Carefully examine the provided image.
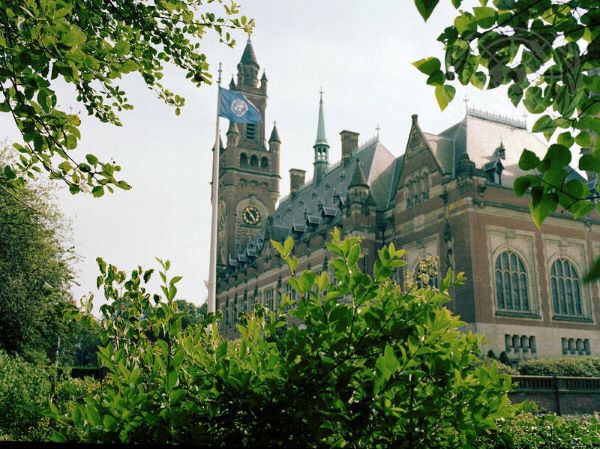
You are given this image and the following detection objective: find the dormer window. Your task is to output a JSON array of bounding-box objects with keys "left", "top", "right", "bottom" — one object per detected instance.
[{"left": 484, "top": 160, "right": 504, "bottom": 184}]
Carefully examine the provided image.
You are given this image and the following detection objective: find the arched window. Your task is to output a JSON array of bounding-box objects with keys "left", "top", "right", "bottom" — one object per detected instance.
[
  {"left": 415, "top": 257, "right": 439, "bottom": 289},
  {"left": 495, "top": 251, "right": 529, "bottom": 312},
  {"left": 550, "top": 258, "right": 583, "bottom": 317},
  {"left": 240, "top": 153, "right": 248, "bottom": 167},
  {"left": 250, "top": 155, "right": 258, "bottom": 167},
  {"left": 420, "top": 174, "right": 429, "bottom": 200},
  {"left": 260, "top": 157, "right": 269, "bottom": 169}
]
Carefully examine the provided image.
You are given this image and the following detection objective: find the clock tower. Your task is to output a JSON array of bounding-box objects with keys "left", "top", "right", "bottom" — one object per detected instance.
[{"left": 217, "top": 38, "right": 281, "bottom": 268}]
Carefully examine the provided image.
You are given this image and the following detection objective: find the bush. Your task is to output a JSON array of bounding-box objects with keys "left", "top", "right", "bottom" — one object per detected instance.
[
  {"left": 0, "top": 350, "right": 101, "bottom": 441},
  {"left": 476, "top": 412, "right": 600, "bottom": 448},
  {"left": 0, "top": 350, "right": 51, "bottom": 439},
  {"left": 518, "top": 357, "right": 600, "bottom": 377},
  {"left": 51, "top": 232, "right": 516, "bottom": 448}
]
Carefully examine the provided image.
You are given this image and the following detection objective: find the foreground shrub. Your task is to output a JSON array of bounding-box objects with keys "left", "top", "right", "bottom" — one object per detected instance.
[
  {"left": 0, "top": 350, "right": 52, "bottom": 439},
  {"left": 476, "top": 412, "right": 600, "bottom": 449},
  {"left": 518, "top": 357, "right": 600, "bottom": 377},
  {"left": 51, "top": 232, "right": 516, "bottom": 448}
]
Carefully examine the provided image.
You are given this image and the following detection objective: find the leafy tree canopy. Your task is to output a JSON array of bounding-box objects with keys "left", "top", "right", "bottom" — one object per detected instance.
[
  {"left": 0, "top": 0, "right": 253, "bottom": 196},
  {"left": 0, "top": 147, "right": 78, "bottom": 361},
  {"left": 412, "top": 0, "right": 599, "bottom": 275}
]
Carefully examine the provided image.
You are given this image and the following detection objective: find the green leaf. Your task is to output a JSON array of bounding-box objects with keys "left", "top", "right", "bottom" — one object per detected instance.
[
  {"left": 51, "top": 431, "right": 67, "bottom": 443},
  {"left": 513, "top": 175, "right": 535, "bottom": 196},
  {"left": 530, "top": 187, "right": 557, "bottom": 228},
  {"left": 584, "top": 255, "right": 600, "bottom": 282},
  {"left": 92, "top": 186, "right": 104, "bottom": 198},
  {"left": 471, "top": 71, "right": 486, "bottom": 89},
  {"left": 473, "top": 7, "right": 497, "bottom": 29},
  {"left": 576, "top": 131, "right": 592, "bottom": 148},
  {"left": 532, "top": 115, "right": 554, "bottom": 133},
  {"left": 518, "top": 149, "right": 541, "bottom": 170},
  {"left": 435, "top": 85, "right": 456, "bottom": 111},
  {"left": 414, "top": 0, "right": 440, "bottom": 20},
  {"left": 413, "top": 57, "right": 441, "bottom": 75},
  {"left": 86, "top": 154, "right": 99, "bottom": 165},
  {"left": 542, "top": 144, "right": 571, "bottom": 170},
  {"left": 580, "top": 154, "right": 600, "bottom": 173}
]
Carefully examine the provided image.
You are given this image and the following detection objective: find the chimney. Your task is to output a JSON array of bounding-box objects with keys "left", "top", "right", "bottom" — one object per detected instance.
[
  {"left": 340, "top": 130, "right": 359, "bottom": 163},
  {"left": 289, "top": 168, "right": 306, "bottom": 198}
]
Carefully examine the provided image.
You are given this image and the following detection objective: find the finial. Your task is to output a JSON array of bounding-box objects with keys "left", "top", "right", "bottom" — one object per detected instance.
[
  {"left": 217, "top": 62, "right": 222, "bottom": 85},
  {"left": 376, "top": 124, "right": 381, "bottom": 137},
  {"left": 273, "top": 120, "right": 277, "bottom": 126},
  {"left": 463, "top": 94, "right": 469, "bottom": 114},
  {"left": 319, "top": 86, "right": 324, "bottom": 103}
]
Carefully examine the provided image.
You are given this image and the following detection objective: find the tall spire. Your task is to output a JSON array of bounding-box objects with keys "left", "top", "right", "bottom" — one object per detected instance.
[
  {"left": 313, "top": 87, "right": 329, "bottom": 185},
  {"left": 240, "top": 36, "right": 259, "bottom": 67},
  {"left": 315, "top": 87, "right": 328, "bottom": 145}
]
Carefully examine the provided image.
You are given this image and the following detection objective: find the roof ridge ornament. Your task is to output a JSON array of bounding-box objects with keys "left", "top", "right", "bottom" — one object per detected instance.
[{"left": 466, "top": 104, "right": 527, "bottom": 129}]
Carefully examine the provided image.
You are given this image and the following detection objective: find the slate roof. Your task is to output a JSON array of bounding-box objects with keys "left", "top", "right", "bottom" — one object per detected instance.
[{"left": 438, "top": 113, "right": 549, "bottom": 187}]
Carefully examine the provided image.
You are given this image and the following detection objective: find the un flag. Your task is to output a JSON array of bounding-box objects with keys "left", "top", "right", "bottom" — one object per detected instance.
[{"left": 218, "top": 88, "right": 261, "bottom": 124}]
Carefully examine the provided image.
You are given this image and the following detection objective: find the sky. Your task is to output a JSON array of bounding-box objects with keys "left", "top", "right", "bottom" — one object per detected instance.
[{"left": 0, "top": 0, "right": 534, "bottom": 309}]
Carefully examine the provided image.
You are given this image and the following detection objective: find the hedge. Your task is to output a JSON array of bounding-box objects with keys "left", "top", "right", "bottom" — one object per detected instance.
[{"left": 518, "top": 357, "right": 600, "bottom": 377}]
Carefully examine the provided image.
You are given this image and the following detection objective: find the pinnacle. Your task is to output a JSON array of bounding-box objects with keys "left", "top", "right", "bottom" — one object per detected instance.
[
  {"left": 315, "top": 89, "right": 328, "bottom": 146},
  {"left": 349, "top": 160, "right": 368, "bottom": 188},
  {"left": 240, "top": 38, "right": 259, "bottom": 67},
  {"left": 269, "top": 122, "right": 281, "bottom": 143}
]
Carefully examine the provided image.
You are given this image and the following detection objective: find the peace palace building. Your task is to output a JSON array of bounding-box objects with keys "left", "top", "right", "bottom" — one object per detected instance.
[{"left": 215, "top": 40, "right": 600, "bottom": 361}]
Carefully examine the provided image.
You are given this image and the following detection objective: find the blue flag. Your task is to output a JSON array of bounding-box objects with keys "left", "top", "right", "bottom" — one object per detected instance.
[{"left": 218, "top": 87, "right": 261, "bottom": 124}]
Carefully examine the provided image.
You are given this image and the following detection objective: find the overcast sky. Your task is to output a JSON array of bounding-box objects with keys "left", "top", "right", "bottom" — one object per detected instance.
[{"left": 1, "top": 0, "right": 533, "bottom": 308}]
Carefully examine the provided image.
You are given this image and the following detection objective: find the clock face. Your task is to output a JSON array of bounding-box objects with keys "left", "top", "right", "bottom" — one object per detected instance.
[{"left": 242, "top": 206, "right": 262, "bottom": 225}]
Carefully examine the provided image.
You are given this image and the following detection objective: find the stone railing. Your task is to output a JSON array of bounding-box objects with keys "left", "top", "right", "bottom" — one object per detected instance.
[{"left": 510, "top": 375, "right": 600, "bottom": 415}]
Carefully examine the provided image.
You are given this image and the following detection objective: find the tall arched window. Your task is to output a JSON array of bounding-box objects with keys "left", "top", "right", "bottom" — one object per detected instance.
[
  {"left": 260, "top": 157, "right": 269, "bottom": 169},
  {"left": 550, "top": 258, "right": 583, "bottom": 317},
  {"left": 250, "top": 155, "right": 258, "bottom": 167},
  {"left": 495, "top": 251, "right": 529, "bottom": 312},
  {"left": 240, "top": 153, "right": 248, "bottom": 167},
  {"left": 415, "top": 257, "right": 439, "bottom": 289},
  {"left": 420, "top": 174, "right": 429, "bottom": 200}
]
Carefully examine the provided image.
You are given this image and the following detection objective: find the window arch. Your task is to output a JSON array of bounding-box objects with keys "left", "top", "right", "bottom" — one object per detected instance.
[
  {"left": 414, "top": 256, "right": 439, "bottom": 289},
  {"left": 260, "top": 157, "right": 269, "bottom": 169},
  {"left": 550, "top": 258, "right": 583, "bottom": 317},
  {"left": 250, "top": 155, "right": 258, "bottom": 167},
  {"left": 240, "top": 153, "right": 248, "bottom": 167},
  {"left": 495, "top": 251, "right": 529, "bottom": 312},
  {"left": 420, "top": 174, "right": 429, "bottom": 200}
]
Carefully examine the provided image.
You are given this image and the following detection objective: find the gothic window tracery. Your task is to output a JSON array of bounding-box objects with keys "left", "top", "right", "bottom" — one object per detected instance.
[
  {"left": 550, "top": 258, "right": 584, "bottom": 317},
  {"left": 495, "top": 251, "right": 530, "bottom": 312}
]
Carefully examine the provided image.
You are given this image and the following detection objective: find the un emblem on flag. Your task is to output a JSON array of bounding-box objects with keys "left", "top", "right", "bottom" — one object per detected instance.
[{"left": 231, "top": 99, "right": 249, "bottom": 117}]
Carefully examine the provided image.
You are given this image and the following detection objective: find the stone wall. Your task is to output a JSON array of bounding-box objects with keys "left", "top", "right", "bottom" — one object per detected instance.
[{"left": 509, "top": 375, "right": 600, "bottom": 415}]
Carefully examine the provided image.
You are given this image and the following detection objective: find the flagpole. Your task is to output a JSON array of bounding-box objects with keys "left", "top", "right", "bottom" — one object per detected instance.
[{"left": 207, "top": 62, "right": 222, "bottom": 314}]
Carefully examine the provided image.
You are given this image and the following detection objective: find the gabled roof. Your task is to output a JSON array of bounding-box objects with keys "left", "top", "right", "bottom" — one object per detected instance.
[{"left": 271, "top": 138, "right": 394, "bottom": 231}]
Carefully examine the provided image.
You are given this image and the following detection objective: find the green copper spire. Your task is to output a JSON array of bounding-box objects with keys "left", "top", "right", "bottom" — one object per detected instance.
[{"left": 315, "top": 87, "right": 328, "bottom": 146}]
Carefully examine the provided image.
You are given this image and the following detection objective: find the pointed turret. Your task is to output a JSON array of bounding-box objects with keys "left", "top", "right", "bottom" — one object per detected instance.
[
  {"left": 269, "top": 122, "right": 281, "bottom": 181},
  {"left": 227, "top": 121, "right": 240, "bottom": 147},
  {"left": 237, "top": 37, "right": 260, "bottom": 88},
  {"left": 269, "top": 122, "right": 281, "bottom": 144},
  {"left": 315, "top": 89, "right": 327, "bottom": 146},
  {"left": 240, "top": 37, "right": 259, "bottom": 67},
  {"left": 313, "top": 88, "right": 330, "bottom": 185},
  {"left": 260, "top": 70, "right": 268, "bottom": 92},
  {"left": 229, "top": 76, "right": 236, "bottom": 89},
  {"left": 349, "top": 161, "right": 368, "bottom": 188}
]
